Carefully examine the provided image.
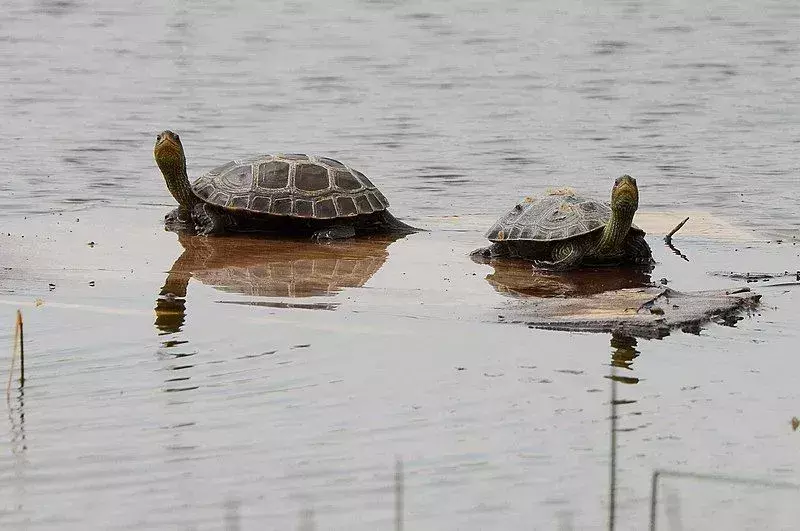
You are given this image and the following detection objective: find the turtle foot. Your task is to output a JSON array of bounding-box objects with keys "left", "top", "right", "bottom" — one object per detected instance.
[
  {"left": 312, "top": 225, "right": 356, "bottom": 240},
  {"left": 470, "top": 246, "right": 492, "bottom": 258},
  {"left": 192, "top": 204, "right": 226, "bottom": 236},
  {"left": 533, "top": 259, "right": 577, "bottom": 272},
  {"left": 470, "top": 242, "right": 510, "bottom": 260},
  {"left": 164, "top": 208, "right": 194, "bottom": 232}
]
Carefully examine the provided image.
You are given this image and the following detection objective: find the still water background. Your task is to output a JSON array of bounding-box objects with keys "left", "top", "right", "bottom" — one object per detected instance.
[
  {"left": 1, "top": 0, "right": 800, "bottom": 529},
  {"left": 2, "top": 0, "right": 800, "bottom": 231}
]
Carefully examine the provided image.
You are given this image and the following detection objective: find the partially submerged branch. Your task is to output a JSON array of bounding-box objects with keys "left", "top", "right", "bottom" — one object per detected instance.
[
  {"left": 664, "top": 216, "right": 690, "bottom": 244},
  {"left": 6, "top": 310, "right": 24, "bottom": 400}
]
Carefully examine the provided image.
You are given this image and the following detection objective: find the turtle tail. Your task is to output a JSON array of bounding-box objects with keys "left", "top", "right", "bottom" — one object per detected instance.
[{"left": 379, "top": 211, "right": 421, "bottom": 233}]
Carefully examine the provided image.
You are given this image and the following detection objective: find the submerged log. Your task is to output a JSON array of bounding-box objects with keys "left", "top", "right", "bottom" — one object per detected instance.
[{"left": 501, "top": 287, "right": 761, "bottom": 339}]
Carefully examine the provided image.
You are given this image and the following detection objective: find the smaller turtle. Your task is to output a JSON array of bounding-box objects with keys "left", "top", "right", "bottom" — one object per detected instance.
[
  {"left": 154, "top": 130, "right": 417, "bottom": 238},
  {"left": 473, "top": 175, "right": 653, "bottom": 270}
]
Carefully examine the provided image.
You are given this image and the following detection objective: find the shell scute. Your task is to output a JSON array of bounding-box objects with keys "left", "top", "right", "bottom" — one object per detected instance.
[
  {"left": 486, "top": 193, "right": 615, "bottom": 242},
  {"left": 271, "top": 197, "right": 292, "bottom": 215},
  {"left": 354, "top": 194, "right": 373, "bottom": 214},
  {"left": 221, "top": 165, "right": 252, "bottom": 189},
  {"left": 279, "top": 154, "right": 309, "bottom": 161},
  {"left": 195, "top": 183, "right": 215, "bottom": 200},
  {"left": 294, "top": 164, "right": 330, "bottom": 193},
  {"left": 251, "top": 196, "right": 271, "bottom": 212},
  {"left": 336, "top": 196, "right": 358, "bottom": 217},
  {"left": 352, "top": 170, "right": 376, "bottom": 189},
  {"left": 366, "top": 192, "right": 383, "bottom": 210},
  {"left": 334, "top": 170, "right": 363, "bottom": 191},
  {"left": 256, "top": 161, "right": 290, "bottom": 189},
  {"left": 314, "top": 198, "right": 337, "bottom": 219},
  {"left": 228, "top": 195, "right": 250, "bottom": 209},
  {"left": 293, "top": 199, "right": 314, "bottom": 218},
  {"left": 318, "top": 157, "right": 347, "bottom": 169},
  {"left": 193, "top": 155, "right": 389, "bottom": 218}
]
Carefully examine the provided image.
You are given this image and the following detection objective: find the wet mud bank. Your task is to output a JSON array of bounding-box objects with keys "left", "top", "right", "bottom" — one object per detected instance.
[{"left": 2, "top": 207, "right": 789, "bottom": 338}]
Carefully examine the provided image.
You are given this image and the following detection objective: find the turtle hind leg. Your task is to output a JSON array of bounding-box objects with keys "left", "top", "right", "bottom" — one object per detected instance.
[
  {"left": 312, "top": 225, "right": 357, "bottom": 240},
  {"left": 533, "top": 242, "right": 585, "bottom": 271}
]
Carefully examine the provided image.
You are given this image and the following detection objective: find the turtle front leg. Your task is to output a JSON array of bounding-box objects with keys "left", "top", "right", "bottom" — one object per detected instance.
[
  {"left": 165, "top": 207, "right": 192, "bottom": 230},
  {"left": 470, "top": 242, "right": 511, "bottom": 259},
  {"left": 623, "top": 235, "right": 655, "bottom": 266},
  {"left": 192, "top": 204, "right": 228, "bottom": 236},
  {"left": 533, "top": 242, "right": 585, "bottom": 271}
]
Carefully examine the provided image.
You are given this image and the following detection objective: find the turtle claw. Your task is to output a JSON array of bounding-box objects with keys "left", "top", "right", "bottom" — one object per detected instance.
[
  {"left": 470, "top": 247, "right": 492, "bottom": 258},
  {"left": 165, "top": 207, "right": 189, "bottom": 223},
  {"left": 164, "top": 208, "right": 194, "bottom": 231},
  {"left": 533, "top": 260, "right": 556, "bottom": 270},
  {"left": 192, "top": 204, "right": 225, "bottom": 235},
  {"left": 312, "top": 225, "right": 356, "bottom": 240},
  {"left": 470, "top": 242, "right": 509, "bottom": 260}
]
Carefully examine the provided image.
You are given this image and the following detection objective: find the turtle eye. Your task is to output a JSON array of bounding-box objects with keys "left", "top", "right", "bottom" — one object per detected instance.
[
  {"left": 156, "top": 134, "right": 161, "bottom": 142},
  {"left": 174, "top": 134, "right": 180, "bottom": 142}
]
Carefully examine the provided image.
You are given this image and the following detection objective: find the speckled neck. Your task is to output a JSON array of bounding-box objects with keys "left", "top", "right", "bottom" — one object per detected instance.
[
  {"left": 157, "top": 153, "right": 198, "bottom": 209},
  {"left": 596, "top": 207, "right": 634, "bottom": 254}
]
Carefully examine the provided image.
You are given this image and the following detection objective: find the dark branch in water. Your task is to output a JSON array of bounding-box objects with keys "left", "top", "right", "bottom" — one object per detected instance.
[
  {"left": 663, "top": 217, "right": 690, "bottom": 262},
  {"left": 608, "top": 366, "right": 617, "bottom": 531},
  {"left": 18, "top": 310, "right": 24, "bottom": 386},
  {"left": 710, "top": 270, "right": 800, "bottom": 282},
  {"left": 664, "top": 216, "right": 689, "bottom": 244},
  {"left": 6, "top": 310, "right": 24, "bottom": 401},
  {"left": 752, "top": 281, "right": 800, "bottom": 289},
  {"left": 666, "top": 240, "right": 689, "bottom": 262}
]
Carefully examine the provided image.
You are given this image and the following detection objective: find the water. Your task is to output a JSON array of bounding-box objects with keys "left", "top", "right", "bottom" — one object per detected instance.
[{"left": 2, "top": 1, "right": 800, "bottom": 529}]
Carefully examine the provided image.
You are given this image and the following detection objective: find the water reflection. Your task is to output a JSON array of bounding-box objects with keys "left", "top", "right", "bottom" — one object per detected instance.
[
  {"left": 473, "top": 254, "right": 653, "bottom": 299},
  {"left": 7, "top": 387, "right": 27, "bottom": 456},
  {"left": 609, "top": 333, "right": 641, "bottom": 385},
  {"left": 155, "top": 232, "right": 404, "bottom": 334}
]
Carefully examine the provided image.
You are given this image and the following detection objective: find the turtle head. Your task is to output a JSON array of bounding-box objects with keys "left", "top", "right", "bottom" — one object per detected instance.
[
  {"left": 154, "top": 130, "right": 186, "bottom": 176},
  {"left": 610, "top": 174, "right": 639, "bottom": 214},
  {"left": 155, "top": 130, "right": 195, "bottom": 209}
]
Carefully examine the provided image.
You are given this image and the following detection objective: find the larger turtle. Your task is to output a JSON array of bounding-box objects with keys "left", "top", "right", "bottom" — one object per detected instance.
[
  {"left": 154, "top": 130, "right": 417, "bottom": 238},
  {"left": 473, "top": 175, "right": 653, "bottom": 270}
]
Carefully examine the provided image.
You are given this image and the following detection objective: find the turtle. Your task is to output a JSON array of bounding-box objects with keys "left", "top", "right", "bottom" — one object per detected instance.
[
  {"left": 153, "top": 130, "right": 417, "bottom": 238},
  {"left": 472, "top": 175, "right": 654, "bottom": 270}
]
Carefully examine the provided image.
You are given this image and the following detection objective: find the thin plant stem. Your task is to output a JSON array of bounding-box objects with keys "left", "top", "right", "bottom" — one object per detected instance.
[
  {"left": 6, "top": 310, "right": 23, "bottom": 400},
  {"left": 395, "top": 458, "right": 404, "bottom": 531},
  {"left": 664, "top": 217, "right": 690, "bottom": 243}
]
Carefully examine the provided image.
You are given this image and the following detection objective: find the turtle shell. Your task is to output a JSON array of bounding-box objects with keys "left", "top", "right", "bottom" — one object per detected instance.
[
  {"left": 486, "top": 189, "right": 643, "bottom": 242},
  {"left": 190, "top": 154, "right": 390, "bottom": 219}
]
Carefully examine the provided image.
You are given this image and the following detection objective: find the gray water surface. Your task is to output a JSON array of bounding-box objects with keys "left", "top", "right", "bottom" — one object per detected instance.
[{"left": 2, "top": 0, "right": 800, "bottom": 231}]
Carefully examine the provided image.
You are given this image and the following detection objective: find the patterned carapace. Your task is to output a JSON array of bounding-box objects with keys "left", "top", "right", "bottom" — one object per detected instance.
[
  {"left": 192, "top": 154, "right": 389, "bottom": 219},
  {"left": 485, "top": 189, "right": 643, "bottom": 242}
]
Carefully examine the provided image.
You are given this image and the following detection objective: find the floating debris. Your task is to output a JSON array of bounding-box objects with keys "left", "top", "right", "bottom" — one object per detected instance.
[{"left": 500, "top": 287, "right": 761, "bottom": 339}]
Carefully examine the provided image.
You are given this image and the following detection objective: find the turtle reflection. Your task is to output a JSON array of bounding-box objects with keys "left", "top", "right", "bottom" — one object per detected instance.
[
  {"left": 155, "top": 232, "right": 404, "bottom": 333},
  {"left": 472, "top": 253, "right": 653, "bottom": 299},
  {"left": 478, "top": 254, "right": 759, "bottom": 338}
]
